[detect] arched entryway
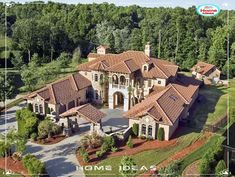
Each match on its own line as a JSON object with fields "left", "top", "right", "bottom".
{"left": 113, "top": 92, "right": 124, "bottom": 109}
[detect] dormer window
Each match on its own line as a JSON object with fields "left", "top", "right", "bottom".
{"left": 142, "top": 64, "right": 149, "bottom": 71}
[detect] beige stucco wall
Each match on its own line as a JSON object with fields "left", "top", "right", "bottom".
{"left": 139, "top": 115, "right": 157, "bottom": 139}
{"left": 88, "top": 57, "right": 97, "bottom": 62}
{"left": 27, "top": 95, "right": 46, "bottom": 115}
{"left": 79, "top": 71, "right": 92, "bottom": 81}
{"left": 97, "top": 48, "right": 107, "bottom": 55}
{"left": 153, "top": 78, "right": 166, "bottom": 86}
{"left": 91, "top": 71, "right": 106, "bottom": 103}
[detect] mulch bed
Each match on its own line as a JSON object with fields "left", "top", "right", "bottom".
{"left": 33, "top": 134, "right": 66, "bottom": 145}
{"left": 77, "top": 137, "right": 177, "bottom": 166}
{"left": 0, "top": 157, "right": 28, "bottom": 177}
{"left": 138, "top": 132, "right": 211, "bottom": 177}
{"left": 182, "top": 160, "right": 201, "bottom": 177}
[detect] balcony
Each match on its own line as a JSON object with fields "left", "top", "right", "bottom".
{"left": 112, "top": 84, "right": 127, "bottom": 89}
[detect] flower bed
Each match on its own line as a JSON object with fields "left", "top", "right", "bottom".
{"left": 76, "top": 137, "right": 177, "bottom": 166}
{"left": 0, "top": 157, "right": 28, "bottom": 177}
{"left": 32, "top": 134, "right": 66, "bottom": 145}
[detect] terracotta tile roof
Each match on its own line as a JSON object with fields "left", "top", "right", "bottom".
{"left": 170, "top": 75, "right": 201, "bottom": 103}
{"left": 107, "top": 59, "right": 139, "bottom": 74}
{"left": 191, "top": 61, "right": 216, "bottom": 76}
{"left": 97, "top": 45, "right": 110, "bottom": 49}
{"left": 26, "top": 73, "right": 91, "bottom": 105}
{"left": 79, "top": 50, "right": 177, "bottom": 79}
{"left": 87, "top": 53, "right": 102, "bottom": 58}
{"left": 144, "top": 59, "right": 178, "bottom": 79}
{"left": 124, "top": 80, "right": 199, "bottom": 125}
{"left": 60, "top": 104, "right": 106, "bottom": 123}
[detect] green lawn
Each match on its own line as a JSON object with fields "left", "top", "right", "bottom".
{"left": 0, "top": 169, "right": 23, "bottom": 177}
{"left": 190, "top": 82, "right": 229, "bottom": 129}
{"left": 84, "top": 131, "right": 202, "bottom": 177}
{"left": 177, "top": 135, "right": 224, "bottom": 174}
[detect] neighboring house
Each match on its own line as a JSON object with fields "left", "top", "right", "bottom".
{"left": 124, "top": 76, "right": 200, "bottom": 140}
{"left": 78, "top": 43, "right": 179, "bottom": 111}
{"left": 25, "top": 72, "right": 92, "bottom": 118}
{"left": 191, "top": 61, "right": 221, "bottom": 84}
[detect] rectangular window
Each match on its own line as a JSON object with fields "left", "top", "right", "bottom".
{"left": 148, "top": 80, "right": 152, "bottom": 87}
{"left": 95, "top": 74, "right": 98, "bottom": 82}
{"left": 141, "top": 124, "right": 146, "bottom": 135}
{"left": 95, "top": 90, "right": 99, "bottom": 99}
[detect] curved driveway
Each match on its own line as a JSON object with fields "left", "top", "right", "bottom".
{"left": 0, "top": 102, "right": 85, "bottom": 177}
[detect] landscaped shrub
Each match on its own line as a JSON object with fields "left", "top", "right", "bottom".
{"left": 158, "top": 162, "right": 180, "bottom": 177}
{"left": 27, "top": 103, "right": 33, "bottom": 112}
{"left": 111, "top": 146, "right": 118, "bottom": 152}
{"left": 30, "top": 133, "right": 37, "bottom": 141}
{"left": 199, "top": 149, "right": 216, "bottom": 175}
{"left": 96, "top": 150, "right": 104, "bottom": 158}
{"left": 0, "top": 142, "right": 10, "bottom": 157}
{"left": 119, "top": 156, "right": 137, "bottom": 177}
{"left": 79, "top": 147, "right": 86, "bottom": 156}
{"left": 126, "top": 136, "right": 133, "bottom": 148}
{"left": 214, "top": 143, "right": 224, "bottom": 161}
{"left": 132, "top": 123, "right": 139, "bottom": 136}
{"left": 103, "top": 136, "right": 115, "bottom": 150}
{"left": 22, "top": 154, "right": 45, "bottom": 176}
{"left": 38, "top": 119, "right": 60, "bottom": 139}
{"left": 157, "top": 128, "right": 165, "bottom": 141}
{"left": 140, "top": 135, "right": 146, "bottom": 140}
{"left": 45, "top": 107, "right": 50, "bottom": 114}
{"left": 215, "top": 160, "right": 226, "bottom": 176}
{"left": 81, "top": 132, "right": 103, "bottom": 148}
{"left": 101, "top": 142, "right": 109, "bottom": 152}
{"left": 82, "top": 152, "right": 90, "bottom": 162}
{"left": 16, "top": 108, "right": 38, "bottom": 137}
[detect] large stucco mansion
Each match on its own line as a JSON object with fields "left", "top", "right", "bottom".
{"left": 26, "top": 43, "right": 201, "bottom": 140}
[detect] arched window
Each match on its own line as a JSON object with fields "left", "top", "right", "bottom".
{"left": 35, "top": 104, "right": 39, "bottom": 113}
{"left": 141, "top": 124, "right": 146, "bottom": 135}
{"left": 112, "top": 74, "right": 118, "bottom": 84}
{"left": 39, "top": 104, "right": 43, "bottom": 113}
{"left": 95, "top": 90, "right": 99, "bottom": 99}
{"left": 148, "top": 125, "right": 152, "bottom": 137}
{"left": 120, "top": 75, "right": 126, "bottom": 85}
{"left": 143, "top": 65, "right": 148, "bottom": 71}
{"left": 94, "top": 74, "right": 98, "bottom": 82}
{"left": 100, "top": 74, "right": 103, "bottom": 81}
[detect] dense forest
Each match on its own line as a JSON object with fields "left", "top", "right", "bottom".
{"left": 0, "top": 1, "right": 235, "bottom": 75}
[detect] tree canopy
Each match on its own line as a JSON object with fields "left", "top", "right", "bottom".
{"left": 0, "top": 2, "right": 234, "bottom": 75}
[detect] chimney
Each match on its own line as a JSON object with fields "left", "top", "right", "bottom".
{"left": 97, "top": 45, "right": 110, "bottom": 55}
{"left": 144, "top": 42, "right": 151, "bottom": 57}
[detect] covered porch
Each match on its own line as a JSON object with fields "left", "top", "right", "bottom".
{"left": 59, "top": 104, "right": 106, "bottom": 136}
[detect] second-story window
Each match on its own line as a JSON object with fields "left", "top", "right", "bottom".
{"left": 100, "top": 74, "right": 103, "bottom": 81}
{"left": 95, "top": 90, "right": 99, "bottom": 99}
{"left": 158, "top": 80, "right": 161, "bottom": 85}
{"left": 143, "top": 65, "right": 148, "bottom": 71}
{"left": 148, "top": 80, "right": 152, "bottom": 87}
{"left": 94, "top": 74, "right": 98, "bottom": 82}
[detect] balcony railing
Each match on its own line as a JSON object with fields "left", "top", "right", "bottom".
{"left": 112, "top": 84, "right": 127, "bottom": 89}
